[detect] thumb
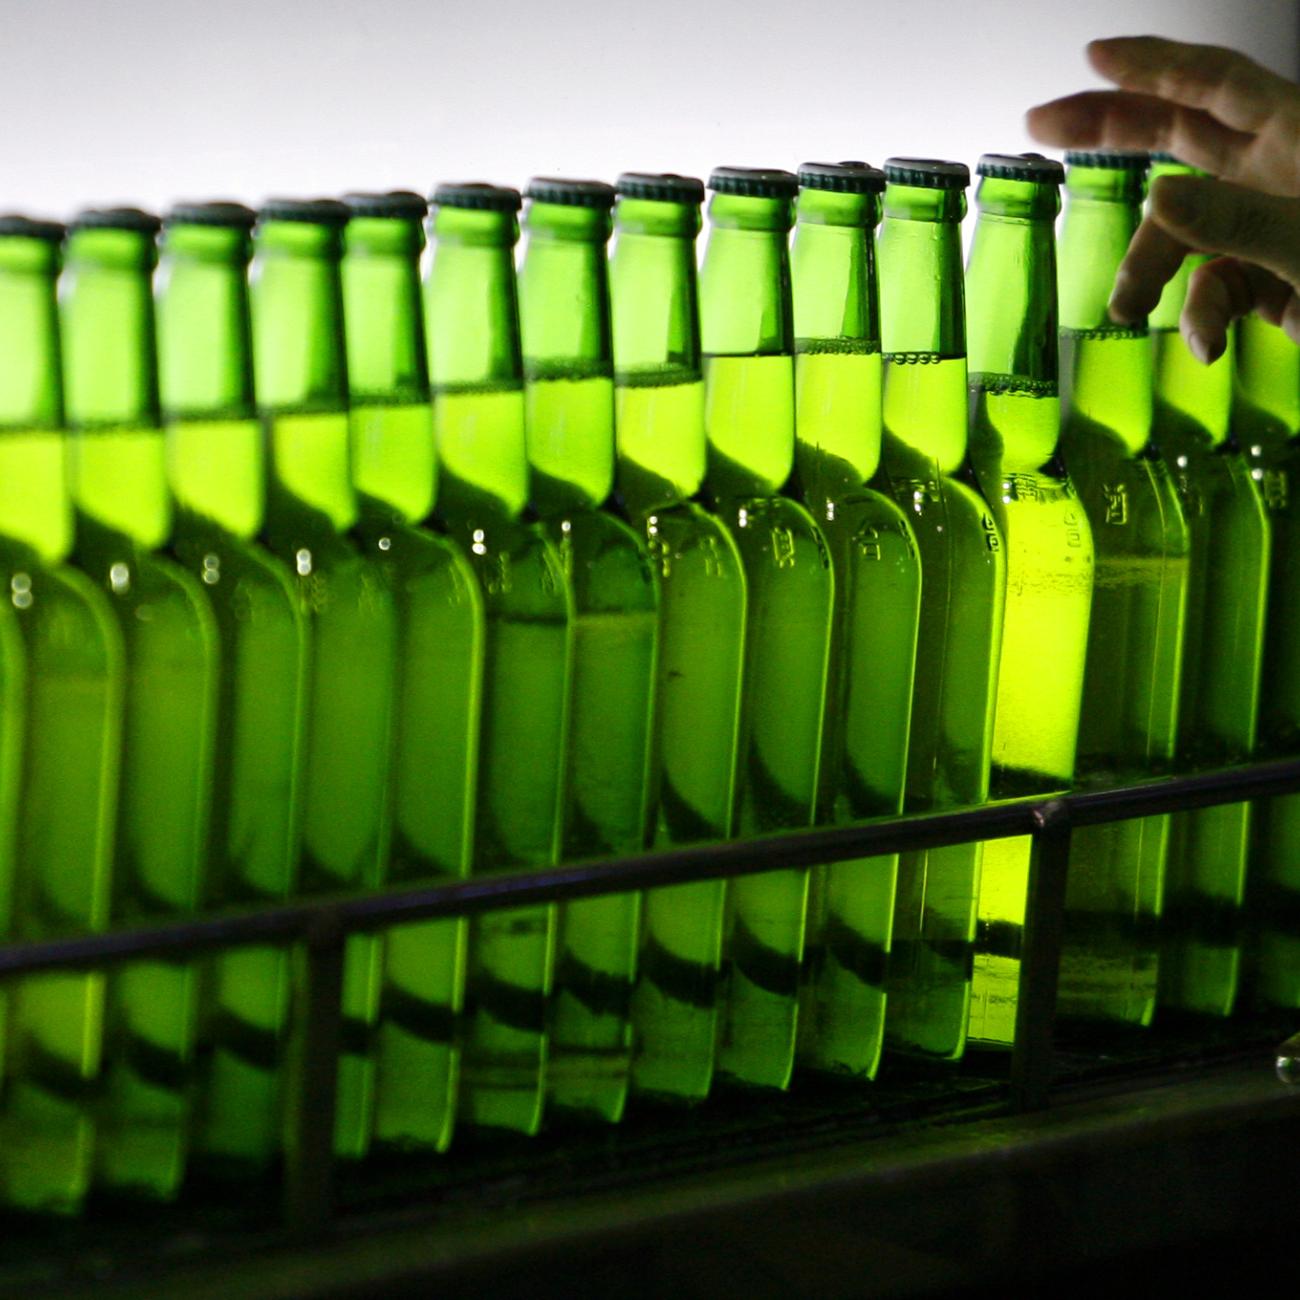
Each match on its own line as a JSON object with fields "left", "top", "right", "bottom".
{"left": 1150, "top": 174, "right": 1300, "bottom": 285}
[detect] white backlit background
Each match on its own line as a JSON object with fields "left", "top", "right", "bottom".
{"left": 0, "top": 0, "right": 1295, "bottom": 217}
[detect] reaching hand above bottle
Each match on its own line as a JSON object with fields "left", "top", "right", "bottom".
{"left": 1028, "top": 35, "right": 1300, "bottom": 362}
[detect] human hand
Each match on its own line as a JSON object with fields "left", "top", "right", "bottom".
{"left": 1027, "top": 35, "right": 1300, "bottom": 362}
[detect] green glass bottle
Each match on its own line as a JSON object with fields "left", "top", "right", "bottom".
{"left": 156, "top": 202, "right": 307, "bottom": 1176}
{"left": 877, "top": 160, "right": 1005, "bottom": 1062}
{"left": 341, "top": 190, "right": 485, "bottom": 1153}
{"left": 518, "top": 178, "right": 657, "bottom": 1124}
{"left": 250, "top": 199, "right": 398, "bottom": 1158}
{"left": 60, "top": 208, "right": 220, "bottom": 1197}
{"left": 789, "top": 163, "right": 921, "bottom": 1079}
{"left": 424, "top": 183, "right": 573, "bottom": 1136}
{"left": 965, "top": 156, "right": 1095, "bottom": 1047}
{"left": 1057, "top": 152, "right": 1190, "bottom": 1028}
{"left": 610, "top": 173, "right": 746, "bottom": 1105}
{"left": 0, "top": 217, "right": 111, "bottom": 1214}
{"left": 1236, "top": 314, "right": 1300, "bottom": 1007}
{"left": 1147, "top": 156, "right": 1270, "bottom": 1018}
{"left": 701, "top": 167, "right": 833, "bottom": 1091}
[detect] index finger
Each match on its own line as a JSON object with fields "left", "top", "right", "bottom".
{"left": 1088, "top": 36, "right": 1298, "bottom": 134}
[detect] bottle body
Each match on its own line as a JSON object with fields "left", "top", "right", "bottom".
{"left": 1236, "top": 315, "right": 1300, "bottom": 1008}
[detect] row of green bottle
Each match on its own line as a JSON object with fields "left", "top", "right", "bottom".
{"left": 0, "top": 147, "right": 1290, "bottom": 1217}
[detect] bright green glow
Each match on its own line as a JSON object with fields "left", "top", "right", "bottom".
{"left": 881, "top": 355, "right": 968, "bottom": 473}
{"left": 351, "top": 401, "right": 435, "bottom": 527}
{"left": 0, "top": 434, "right": 70, "bottom": 563}
{"left": 704, "top": 354, "right": 796, "bottom": 496}
{"left": 167, "top": 418, "right": 263, "bottom": 541}
{"left": 266, "top": 410, "right": 356, "bottom": 534}
{"left": 1061, "top": 331, "right": 1153, "bottom": 456}
{"left": 71, "top": 430, "right": 171, "bottom": 551}
{"left": 1152, "top": 317, "right": 1269, "bottom": 1017}
{"left": 794, "top": 345, "right": 881, "bottom": 499}
{"left": 525, "top": 374, "right": 615, "bottom": 512}
{"left": 434, "top": 384, "right": 529, "bottom": 521}
{"left": 615, "top": 372, "right": 706, "bottom": 513}
{"left": 1238, "top": 316, "right": 1300, "bottom": 1007}
{"left": 967, "top": 387, "right": 1094, "bottom": 1046}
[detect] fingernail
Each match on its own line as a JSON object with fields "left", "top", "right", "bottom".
{"left": 1187, "top": 330, "right": 1213, "bottom": 364}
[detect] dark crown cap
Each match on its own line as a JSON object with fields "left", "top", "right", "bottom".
{"left": 430, "top": 183, "right": 522, "bottom": 212}
{"left": 977, "top": 153, "right": 1064, "bottom": 183}
{"left": 0, "top": 214, "right": 66, "bottom": 241}
{"left": 798, "top": 161, "right": 886, "bottom": 194}
{"left": 69, "top": 207, "right": 162, "bottom": 235}
{"left": 708, "top": 167, "right": 799, "bottom": 198}
{"left": 525, "top": 178, "right": 616, "bottom": 208}
{"left": 883, "top": 158, "right": 970, "bottom": 189}
{"left": 258, "top": 197, "right": 351, "bottom": 225}
{"left": 165, "top": 201, "right": 257, "bottom": 229}
{"left": 615, "top": 173, "right": 705, "bottom": 203}
{"left": 1063, "top": 150, "right": 1150, "bottom": 170}
{"left": 343, "top": 190, "right": 428, "bottom": 220}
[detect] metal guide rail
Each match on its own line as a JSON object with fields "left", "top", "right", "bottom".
{"left": 1, "top": 756, "right": 1299, "bottom": 1245}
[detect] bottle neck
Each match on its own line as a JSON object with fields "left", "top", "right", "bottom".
{"left": 700, "top": 191, "right": 795, "bottom": 496}
{"left": 1058, "top": 171, "right": 1153, "bottom": 457}
{"left": 425, "top": 206, "right": 529, "bottom": 521}
{"left": 1237, "top": 314, "right": 1300, "bottom": 444}
{"left": 61, "top": 227, "right": 172, "bottom": 549}
{"left": 879, "top": 187, "right": 968, "bottom": 473}
{"left": 1147, "top": 164, "right": 1232, "bottom": 446}
{"left": 791, "top": 188, "right": 882, "bottom": 501}
{"left": 966, "top": 181, "right": 1061, "bottom": 474}
{"left": 157, "top": 222, "right": 264, "bottom": 539}
{"left": 609, "top": 198, "right": 705, "bottom": 508}
{"left": 251, "top": 219, "right": 357, "bottom": 533}
{"left": 0, "top": 235, "right": 73, "bottom": 561}
{"left": 519, "top": 203, "right": 615, "bottom": 511}
{"left": 342, "top": 215, "right": 434, "bottom": 525}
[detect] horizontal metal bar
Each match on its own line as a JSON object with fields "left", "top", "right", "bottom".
{"left": 1, "top": 756, "right": 1298, "bottom": 979}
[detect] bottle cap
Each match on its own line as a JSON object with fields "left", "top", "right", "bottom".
{"left": 0, "top": 214, "right": 66, "bottom": 241}
{"left": 342, "top": 190, "right": 428, "bottom": 220}
{"left": 977, "top": 153, "right": 1065, "bottom": 183}
{"left": 165, "top": 201, "right": 257, "bottom": 229}
{"left": 708, "top": 167, "right": 799, "bottom": 198}
{"left": 883, "top": 158, "right": 970, "bottom": 190}
{"left": 258, "top": 198, "right": 351, "bottom": 226}
{"left": 68, "top": 207, "right": 162, "bottom": 235}
{"left": 525, "top": 178, "right": 616, "bottom": 208}
{"left": 1063, "top": 150, "right": 1150, "bottom": 171}
{"left": 798, "top": 161, "right": 886, "bottom": 194}
{"left": 430, "top": 183, "right": 522, "bottom": 212}
{"left": 615, "top": 173, "right": 705, "bottom": 203}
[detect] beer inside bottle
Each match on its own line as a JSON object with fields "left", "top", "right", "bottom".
{"left": 341, "top": 191, "right": 485, "bottom": 1153}
{"left": 519, "top": 177, "right": 657, "bottom": 1124}
{"left": 1146, "top": 156, "right": 1270, "bottom": 1018}
{"left": 1237, "top": 312, "right": 1300, "bottom": 1008}
{"left": 701, "top": 167, "right": 833, "bottom": 1091}
{"left": 425, "top": 183, "right": 572, "bottom": 1136}
{"left": 790, "top": 163, "right": 920, "bottom": 1079}
{"left": 611, "top": 173, "right": 745, "bottom": 1105}
{"left": 965, "top": 155, "right": 1094, "bottom": 1048}
{"left": 61, "top": 208, "right": 219, "bottom": 1198}
{"left": 1057, "top": 152, "right": 1189, "bottom": 1028}
{"left": 0, "top": 216, "right": 111, "bottom": 1214}
{"left": 157, "top": 202, "right": 306, "bottom": 1175}
{"left": 877, "top": 160, "right": 1005, "bottom": 1062}
{"left": 251, "top": 199, "right": 398, "bottom": 1158}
